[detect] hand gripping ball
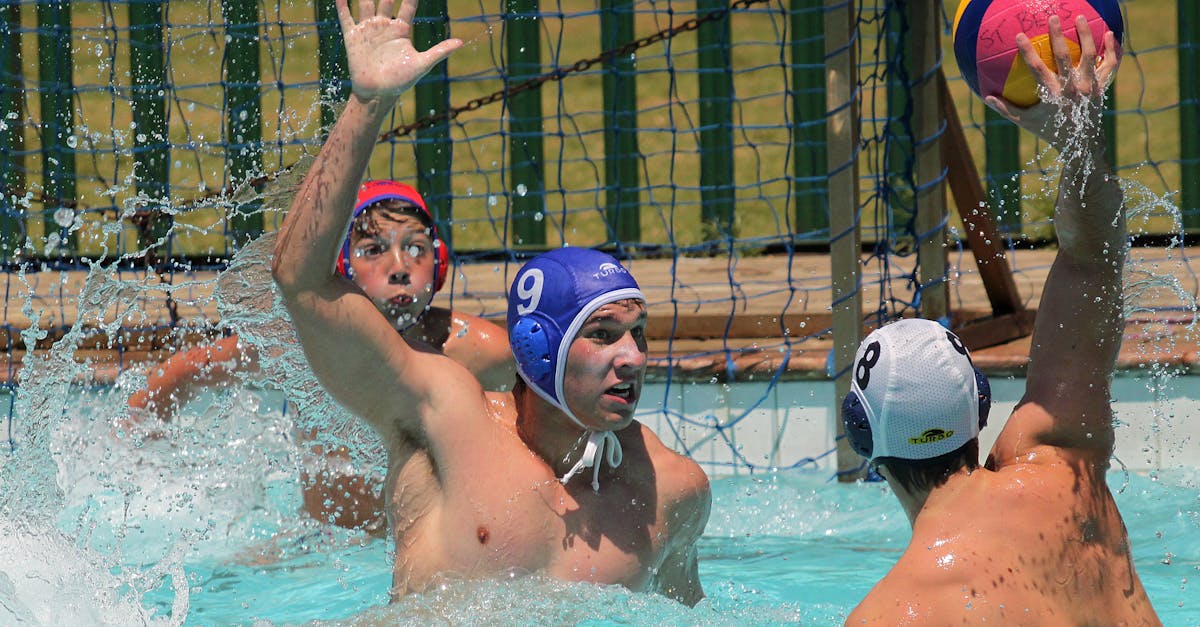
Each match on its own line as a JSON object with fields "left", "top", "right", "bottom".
{"left": 952, "top": 0, "right": 1124, "bottom": 107}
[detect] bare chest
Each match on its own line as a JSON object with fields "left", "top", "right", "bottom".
{"left": 387, "top": 450, "right": 669, "bottom": 595}
{"left": 532, "top": 476, "right": 666, "bottom": 588}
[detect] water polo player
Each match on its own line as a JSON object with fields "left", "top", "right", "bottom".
{"left": 845, "top": 14, "right": 1158, "bottom": 624}
{"left": 506, "top": 246, "right": 648, "bottom": 491}
{"left": 336, "top": 179, "right": 447, "bottom": 329}
{"left": 128, "top": 178, "right": 515, "bottom": 534}
{"left": 271, "top": 0, "right": 709, "bottom": 604}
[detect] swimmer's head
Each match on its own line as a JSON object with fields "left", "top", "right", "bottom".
{"left": 841, "top": 318, "right": 991, "bottom": 463}
{"left": 506, "top": 247, "right": 645, "bottom": 429}
{"left": 336, "top": 180, "right": 449, "bottom": 293}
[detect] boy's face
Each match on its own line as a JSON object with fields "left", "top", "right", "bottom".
{"left": 346, "top": 211, "right": 437, "bottom": 330}
{"left": 561, "top": 299, "right": 647, "bottom": 431}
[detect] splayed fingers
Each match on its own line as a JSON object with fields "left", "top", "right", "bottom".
{"left": 1048, "top": 15, "right": 1077, "bottom": 86}
{"left": 987, "top": 14, "right": 1119, "bottom": 150}
{"left": 1043, "top": 15, "right": 1113, "bottom": 100}
{"left": 393, "top": 0, "right": 417, "bottom": 28}
{"left": 335, "top": 0, "right": 462, "bottom": 100}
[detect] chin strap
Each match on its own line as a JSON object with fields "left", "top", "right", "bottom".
{"left": 559, "top": 430, "right": 623, "bottom": 492}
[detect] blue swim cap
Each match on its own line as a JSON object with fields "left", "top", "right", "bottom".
{"left": 506, "top": 247, "right": 645, "bottom": 426}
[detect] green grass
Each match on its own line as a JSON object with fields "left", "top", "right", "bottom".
{"left": 4, "top": 0, "right": 1189, "bottom": 257}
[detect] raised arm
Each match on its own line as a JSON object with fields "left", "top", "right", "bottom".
{"left": 271, "top": 0, "right": 462, "bottom": 442}
{"left": 988, "top": 16, "right": 1124, "bottom": 462}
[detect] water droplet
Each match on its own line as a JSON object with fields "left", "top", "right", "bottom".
{"left": 53, "top": 208, "right": 74, "bottom": 228}
{"left": 516, "top": 184, "right": 527, "bottom": 197}
{"left": 65, "top": 135, "right": 78, "bottom": 148}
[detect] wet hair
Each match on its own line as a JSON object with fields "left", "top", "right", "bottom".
{"left": 875, "top": 438, "right": 979, "bottom": 494}
{"left": 348, "top": 200, "right": 433, "bottom": 244}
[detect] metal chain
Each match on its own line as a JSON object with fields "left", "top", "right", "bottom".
{"left": 379, "top": 0, "right": 769, "bottom": 141}
{"left": 3, "top": 0, "right": 770, "bottom": 243}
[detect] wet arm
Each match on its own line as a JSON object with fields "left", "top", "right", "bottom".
{"left": 128, "top": 335, "right": 257, "bottom": 420}
{"left": 654, "top": 470, "right": 711, "bottom": 606}
{"left": 988, "top": 17, "right": 1125, "bottom": 458}
{"left": 274, "top": 0, "right": 460, "bottom": 294}
{"left": 271, "top": 95, "right": 415, "bottom": 441}
{"left": 271, "top": 0, "right": 462, "bottom": 442}
{"left": 1024, "top": 155, "right": 1125, "bottom": 415}
{"left": 655, "top": 539, "right": 704, "bottom": 606}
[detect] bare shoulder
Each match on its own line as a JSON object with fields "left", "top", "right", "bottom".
{"left": 847, "top": 546, "right": 975, "bottom": 625}
{"left": 635, "top": 423, "right": 708, "bottom": 485}
{"left": 438, "top": 308, "right": 516, "bottom": 392}
{"left": 847, "top": 559, "right": 931, "bottom": 624}
{"left": 395, "top": 345, "right": 511, "bottom": 463}
{"left": 987, "top": 397, "right": 1113, "bottom": 472}
{"left": 438, "top": 307, "right": 505, "bottom": 343}
{"left": 631, "top": 423, "right": 711, "bottom": 524}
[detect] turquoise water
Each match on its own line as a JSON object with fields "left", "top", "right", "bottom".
{"left": 2, "top": 385, "right": 1198, "bottom": 625}
{"left": 153, "top": 471, "right": 1199, "bottom": 626}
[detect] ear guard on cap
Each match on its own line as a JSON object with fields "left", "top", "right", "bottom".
{"left": 842, "top": 368, "right": 991, "bottom": 460}
{"left": 510, "top": 315, "right": 556, "bottom": 387}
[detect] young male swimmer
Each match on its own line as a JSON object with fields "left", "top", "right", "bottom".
{"left": 271, "top": 0, "right": 710, "bottom": 604}
{"left": 843, "top": 15, "right": 1159, "bottom": 625}
{"left": 129, "top": 179, "right": 515, "bottom": 533}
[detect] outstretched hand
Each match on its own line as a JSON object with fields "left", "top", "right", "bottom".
{"left": 336, "top": 0, "right": 463, "bottom": 100}
{"left": 985, "top": 14, "right": 1119, "bottom": 157}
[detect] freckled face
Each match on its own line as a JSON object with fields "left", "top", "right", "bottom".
{"left": 561, "top": 300, "right": 647, "bottom": 430}
{"left": 346, "top": 213, "right": 437, "bottom": 330}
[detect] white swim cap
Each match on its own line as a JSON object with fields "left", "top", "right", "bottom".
{"left": 842, "top": 319, "right": 990, "bottom": 461}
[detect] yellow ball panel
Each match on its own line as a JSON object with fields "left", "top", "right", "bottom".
{"left": 1000, "top": 33, "right": 1082, "bottom": 107}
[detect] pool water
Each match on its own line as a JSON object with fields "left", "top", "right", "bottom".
{"left": 2, "top": 385, "right": 1198, "bottom": 625}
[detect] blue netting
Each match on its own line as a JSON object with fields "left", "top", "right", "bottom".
{"left": 0, "top": 0, "right": 1195, "bottom": 477}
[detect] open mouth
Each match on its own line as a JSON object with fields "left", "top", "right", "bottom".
{"left": 383, "top": 296, "right": 419, "bottom": 325}
{"left": 605, "top": 382, "right": 637, "bottom": 404}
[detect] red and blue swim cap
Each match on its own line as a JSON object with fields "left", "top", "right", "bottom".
{"left": 336, "top": 180, "right": 450, "bottom": 293}
{"left": 506, "top": 247, "right": 645, "bottom": 427}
